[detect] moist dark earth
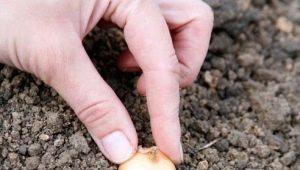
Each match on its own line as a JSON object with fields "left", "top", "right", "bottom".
{"left": 1, "top": 0, "right": 300, "bottom": 169}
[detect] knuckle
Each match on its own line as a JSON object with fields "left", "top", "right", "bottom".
{"left": 145, "top": 53, "right": 180, "bottom": 77}
{"left": 76, "top": 100, "right": 114, "bottom": 129}
{"left": 105, "top": 0, "right": 149, "bottom": 27}
{"left": 126, "top": 0, "right": 149, "bottom": 16}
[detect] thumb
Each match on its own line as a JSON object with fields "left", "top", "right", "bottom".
{"left": 31, "top": 33, "right": 138, "bottom": 164}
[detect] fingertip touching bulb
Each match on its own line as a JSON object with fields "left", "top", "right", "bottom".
{"left": 119, "top": 146, "right": 176, "bottom": 170}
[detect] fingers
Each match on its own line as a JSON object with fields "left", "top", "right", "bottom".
{"left": 118, "top": 0, "right": 214, "bottom": 89}
{"left": 106, "top": 0, "right": 182, "bottom": 163}
{"left": 168, "top": 0, "right": 214, "bottom": 86}
{"left": 31, "top": 32, "right": 137, "bottom": 164}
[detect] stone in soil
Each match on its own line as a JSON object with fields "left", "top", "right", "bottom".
{"left": 1, "top": 0, "right": 300, "bottom": 169}
{"left": 39, "top": 134, "right": 50, "bottom": 141}
{"left": 69, "top": 132, "right": 91, "bottom": 154}
{"left": 276, "top": 17, "right": 294, "bottom": 33}
{"left": 215, "top": 139, "right": 229, "bottom": 152}
{"left": 197, "top": 160, "right": 209, "bottom": 170}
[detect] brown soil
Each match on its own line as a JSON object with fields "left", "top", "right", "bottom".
{"left": 1, "top": 0, "right": 300, "bottom": 169}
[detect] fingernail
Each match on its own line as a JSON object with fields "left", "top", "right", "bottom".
{"left": 100, "top": 131, "right": 135, "bottom": 164}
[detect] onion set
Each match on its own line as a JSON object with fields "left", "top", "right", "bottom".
{"left": 119, "top": 147, "right": 176, "bottom": 170}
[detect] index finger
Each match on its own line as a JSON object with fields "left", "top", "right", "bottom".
{"left": 112, "top": 0, "right": 182, "bottom": 163}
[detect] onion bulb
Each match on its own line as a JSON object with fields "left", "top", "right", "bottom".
{"left": 119, "top": 147, "right": 176, "bottom": 170}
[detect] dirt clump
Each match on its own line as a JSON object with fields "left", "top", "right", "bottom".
{"left": 1, "top": 0, "right": 300, "bottom": 169}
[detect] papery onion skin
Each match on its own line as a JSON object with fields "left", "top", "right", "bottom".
{"left": 119, "top": 147, "right": 176, "bottom": 170}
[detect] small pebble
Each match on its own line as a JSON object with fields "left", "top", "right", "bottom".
{"left": 1, "top": 148, "right": 8, "bottom": 158}
{"left": 11, "top": 112, "right": 20, "bottom": 120}
{"left": 39, "top": 134, "right": 50, "bottom": 141}
{"left": 276, "top": 17, "right": 294, "bottom": 33}
{"left": 215, "top": 139, "right": 229, "bottom": 152}
{"left": 204, "top": 70, "right": 221, "bottom": 88}
{"left": 54, "top": 137, "right": 64, "bottom": 147}
{"left": 197, "top": 160, "right": 209, "bottom": 170}
{"left": 8, "top": 152, "right": 18, "bottom": 161}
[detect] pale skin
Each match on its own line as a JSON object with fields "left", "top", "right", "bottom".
{"left": 0, "top": 0, "right": 213, "bottom": 164}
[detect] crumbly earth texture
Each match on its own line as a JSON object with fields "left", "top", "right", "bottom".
{"left": 1, "top": 0, "right": 300, "bottom": 169}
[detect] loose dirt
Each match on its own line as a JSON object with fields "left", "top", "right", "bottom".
{"left": 0, "top": 0, "right": 299, "bottom": 169}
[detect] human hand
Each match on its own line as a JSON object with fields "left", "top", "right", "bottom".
{"left": 0, "top": 0, "right": 213, "bottom": 164}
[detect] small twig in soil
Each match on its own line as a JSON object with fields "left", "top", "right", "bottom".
{"left": 199, "top": 138, "right": 221, "bottom": 151}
